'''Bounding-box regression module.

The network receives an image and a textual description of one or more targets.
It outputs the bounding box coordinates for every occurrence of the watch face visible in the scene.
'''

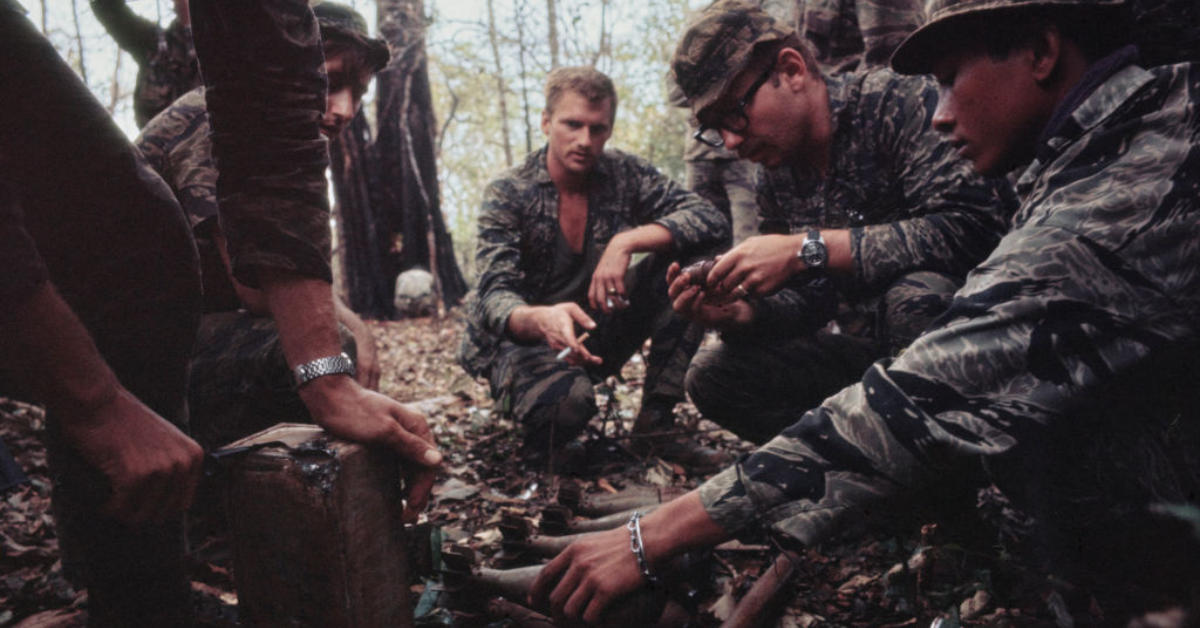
[802,240,827,268]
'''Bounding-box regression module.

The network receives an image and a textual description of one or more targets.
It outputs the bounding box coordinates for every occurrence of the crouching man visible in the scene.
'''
[532,0,1200,623]
[137,2,390,451]
[458,67,731,470]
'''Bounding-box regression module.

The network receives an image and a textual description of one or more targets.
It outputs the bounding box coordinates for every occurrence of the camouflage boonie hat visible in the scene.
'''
[670,0,795,114]
[313,2,391,72]
[891,0,1126,74]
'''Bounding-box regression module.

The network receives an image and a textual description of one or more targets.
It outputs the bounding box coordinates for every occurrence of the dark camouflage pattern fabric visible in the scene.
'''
[797,0,924,73]
[687,270,958,443]
[698,61,1200,588]
[136,87,243,312]
[190,0,333,287]
[482,253,705,456]
[751,69,1016,341]
[686,158,760,244]
[91,0,200,128]
[458,146,729,451]
[671,0,797,114]
[1129,0,1200,66]
[890,0,1123,74]
[459,146,730,376]
[1,5,201,623]
[686,69,1014,450]
[311,1,391,71]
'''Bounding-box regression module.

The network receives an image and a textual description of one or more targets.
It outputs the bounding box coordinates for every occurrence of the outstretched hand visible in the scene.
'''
[510,302,601,366]
[299,375,442,522]
[529,525,645,625]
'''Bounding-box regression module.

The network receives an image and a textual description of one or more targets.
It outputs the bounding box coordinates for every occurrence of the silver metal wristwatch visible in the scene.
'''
[292,353,356,387]
[799,228,828,271]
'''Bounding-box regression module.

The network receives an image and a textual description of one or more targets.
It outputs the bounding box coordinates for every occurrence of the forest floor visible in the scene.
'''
[0,314,1192,628]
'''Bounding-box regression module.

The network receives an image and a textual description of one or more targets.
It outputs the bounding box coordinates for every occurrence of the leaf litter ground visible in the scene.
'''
[0,314,1189,627]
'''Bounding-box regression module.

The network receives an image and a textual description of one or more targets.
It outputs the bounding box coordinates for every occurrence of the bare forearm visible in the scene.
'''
[256,268,342,368]
[612,223,674,255]
[0,281,121,416]
[641,491,731,567]
[506,305,547,343]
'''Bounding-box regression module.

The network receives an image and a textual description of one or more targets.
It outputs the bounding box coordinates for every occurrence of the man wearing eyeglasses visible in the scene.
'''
[666,0,1017,444]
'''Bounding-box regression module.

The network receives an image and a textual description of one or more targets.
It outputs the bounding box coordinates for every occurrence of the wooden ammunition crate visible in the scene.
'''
[222,423,413,628]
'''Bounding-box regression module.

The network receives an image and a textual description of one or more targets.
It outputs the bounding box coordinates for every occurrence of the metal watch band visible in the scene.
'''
[292,353,356,387]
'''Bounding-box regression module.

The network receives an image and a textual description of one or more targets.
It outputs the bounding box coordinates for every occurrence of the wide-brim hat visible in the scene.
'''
[670,0,794,114]
[313,1,391,73]
[891,0,1126,75]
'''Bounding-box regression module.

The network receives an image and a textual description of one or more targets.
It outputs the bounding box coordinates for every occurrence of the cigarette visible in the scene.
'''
[556,332,591,360]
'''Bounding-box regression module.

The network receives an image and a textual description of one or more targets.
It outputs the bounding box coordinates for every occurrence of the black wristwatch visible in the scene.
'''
[799,228,828,271]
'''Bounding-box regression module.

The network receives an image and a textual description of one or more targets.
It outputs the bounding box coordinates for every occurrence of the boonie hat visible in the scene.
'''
[891,0,1126,75]
[670,0,795,113]
[313,2,391,72]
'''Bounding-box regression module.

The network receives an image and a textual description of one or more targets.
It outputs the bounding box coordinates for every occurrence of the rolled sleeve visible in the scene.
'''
[190,0,332,287]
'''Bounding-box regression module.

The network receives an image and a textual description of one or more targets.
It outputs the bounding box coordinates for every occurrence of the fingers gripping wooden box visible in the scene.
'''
[221,424,414,628]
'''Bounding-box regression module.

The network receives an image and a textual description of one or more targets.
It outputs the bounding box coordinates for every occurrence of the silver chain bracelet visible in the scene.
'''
[626,511,659,585]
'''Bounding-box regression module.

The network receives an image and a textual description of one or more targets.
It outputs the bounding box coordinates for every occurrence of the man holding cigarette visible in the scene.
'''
[458,67,730,469]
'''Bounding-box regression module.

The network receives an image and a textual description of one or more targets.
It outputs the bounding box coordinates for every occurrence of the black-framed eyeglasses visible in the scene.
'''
[693,63,776,148]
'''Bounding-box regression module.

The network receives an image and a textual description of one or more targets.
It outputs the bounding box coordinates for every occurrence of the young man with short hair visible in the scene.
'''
[531,0,1200,623]
[458,66,730,469]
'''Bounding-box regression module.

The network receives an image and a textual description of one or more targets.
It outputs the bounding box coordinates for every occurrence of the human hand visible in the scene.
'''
[351,323,381,391]
[589,236,633,313]
[706,234,805,300]
[667,262,755,329]
[57,386,204,524]
[529,525,646,625]
[298,376,442,522]
[513,303,601,366]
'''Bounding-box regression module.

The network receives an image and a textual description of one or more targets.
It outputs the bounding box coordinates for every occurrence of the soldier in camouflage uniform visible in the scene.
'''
[672,0,1016,444]
[137,2,390,451]
[676,0,923,247]
[0,2,203,625]
[797,0,925,74]
[91,0,201,128]
[189,0,441,525]
[458,67,730,468]
[531,0,1200,622]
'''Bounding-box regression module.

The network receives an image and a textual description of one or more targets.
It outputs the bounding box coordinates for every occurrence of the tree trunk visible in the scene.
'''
[109,50,123,114]
[546,0,560,68]
[329,111,395,319]
[374,0,467,314]
[71,0,88,85]
[514,0,534,153]
[486,0,514,168]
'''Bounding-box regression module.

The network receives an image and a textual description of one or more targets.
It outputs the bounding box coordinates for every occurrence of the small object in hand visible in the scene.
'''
[555,331,591,360]
[680,259,716,286]
[608,287,618,294]
[734,284,750,299]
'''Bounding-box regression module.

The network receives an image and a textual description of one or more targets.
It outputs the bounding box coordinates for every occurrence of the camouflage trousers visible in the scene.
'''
[188,310,357,451]
[2,6,203,626]
[687,158,760,245]
[687,271,958,444]
[487,253,704,458]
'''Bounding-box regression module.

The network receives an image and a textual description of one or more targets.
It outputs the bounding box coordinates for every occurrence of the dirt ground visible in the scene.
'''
[0,315,1193,628]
